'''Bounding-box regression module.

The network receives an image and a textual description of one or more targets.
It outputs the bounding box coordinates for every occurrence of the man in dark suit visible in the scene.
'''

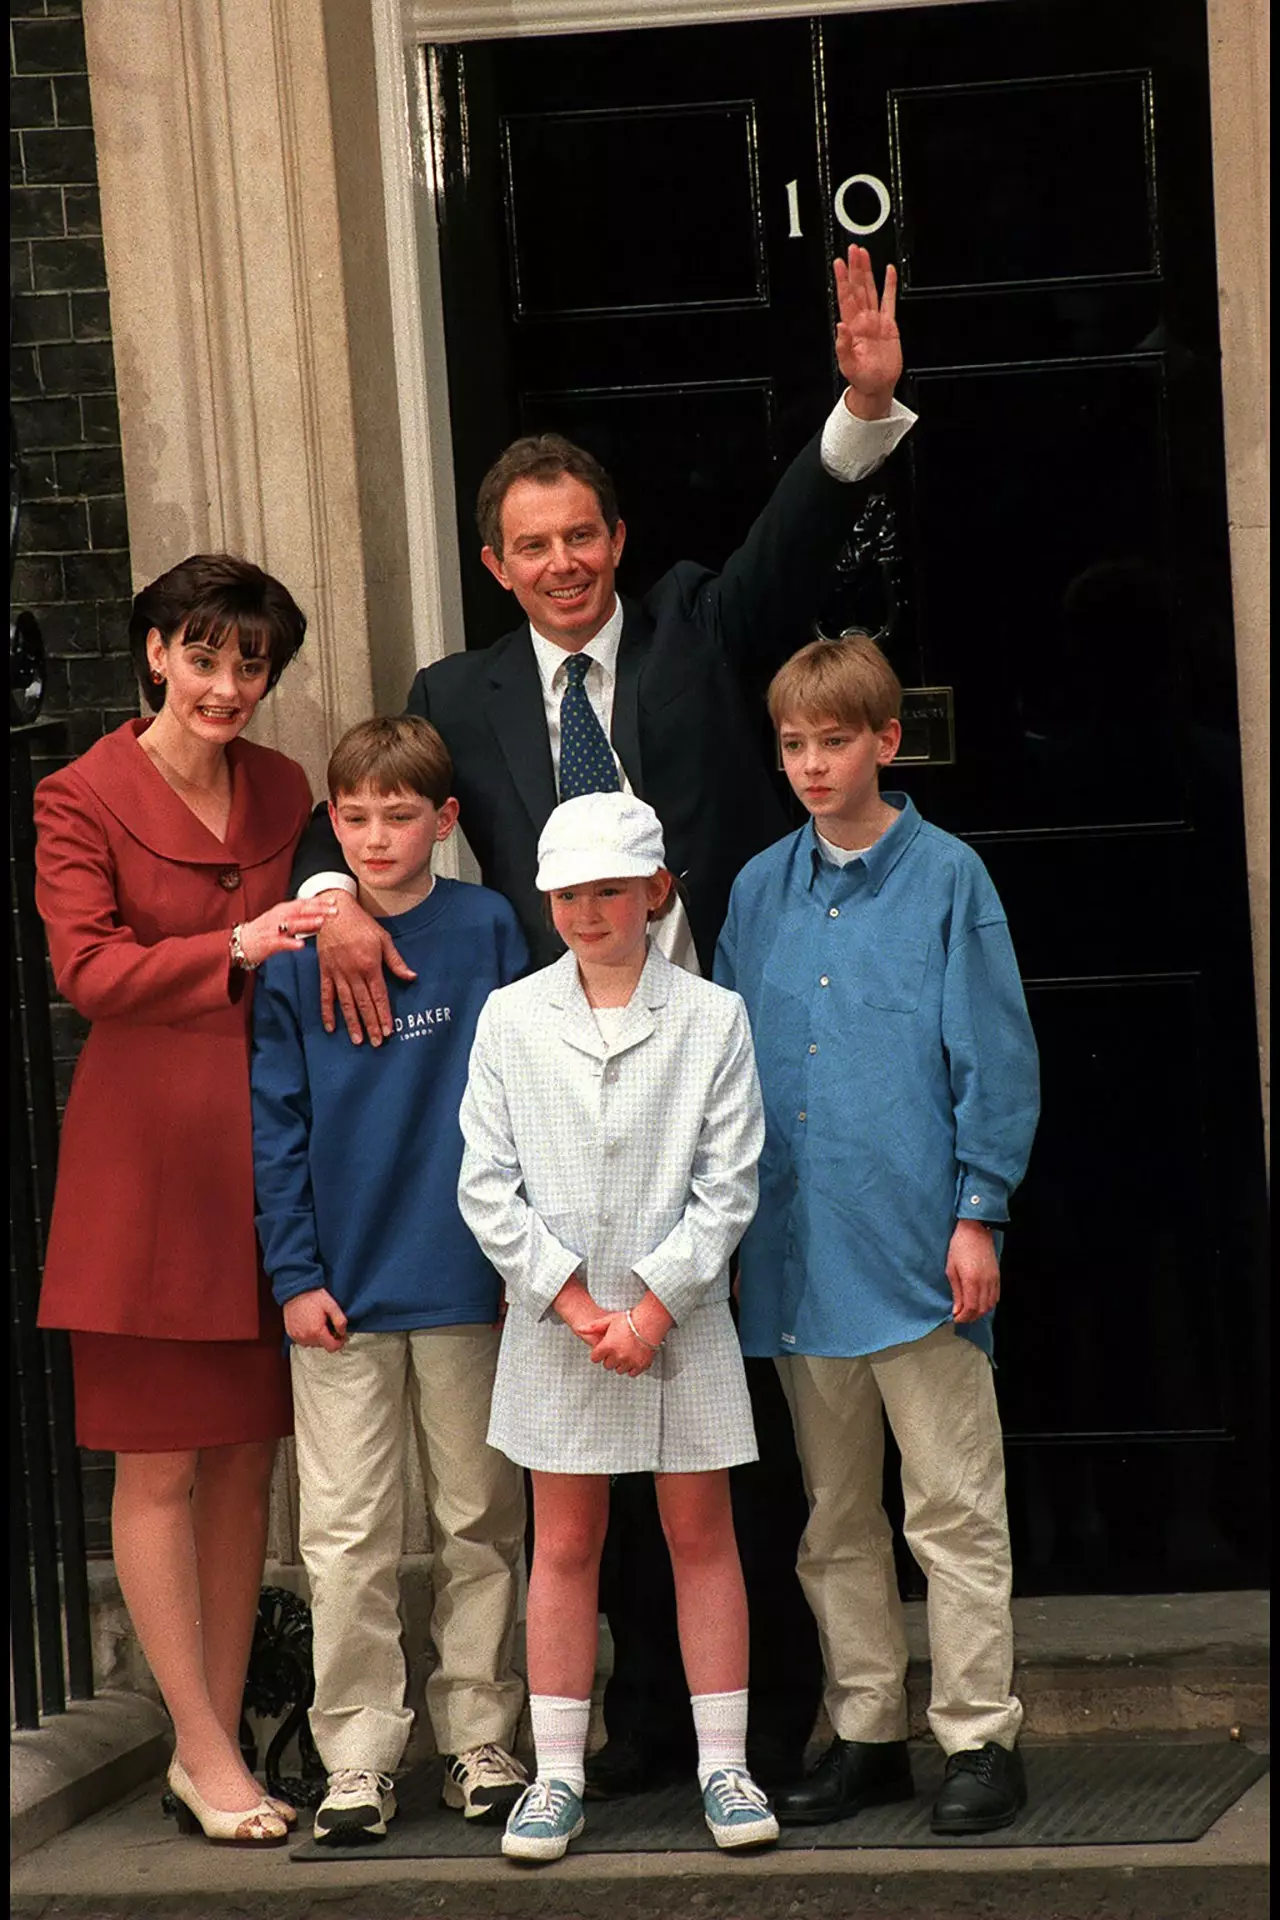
[292,247,913,1793]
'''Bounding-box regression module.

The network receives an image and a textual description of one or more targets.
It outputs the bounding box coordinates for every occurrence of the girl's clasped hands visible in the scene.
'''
[553,1272,673,1378]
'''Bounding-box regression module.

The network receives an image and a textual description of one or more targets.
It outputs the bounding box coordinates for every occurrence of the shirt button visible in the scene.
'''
[828,906,840,918]
[798,1111,807,1123]
[218,867,241,891]
[969,1194,982,1206]
[819,975,830,988]
[808,1044,818,1055]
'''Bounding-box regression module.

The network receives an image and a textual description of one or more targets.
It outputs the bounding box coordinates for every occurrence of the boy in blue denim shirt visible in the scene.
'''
[715,634,1039,1834]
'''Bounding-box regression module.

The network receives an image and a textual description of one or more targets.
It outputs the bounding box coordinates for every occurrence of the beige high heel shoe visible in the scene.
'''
[166,1758,289,1845]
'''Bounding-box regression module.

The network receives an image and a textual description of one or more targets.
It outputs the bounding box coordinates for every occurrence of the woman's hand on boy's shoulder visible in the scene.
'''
[945,1219,1001,1324]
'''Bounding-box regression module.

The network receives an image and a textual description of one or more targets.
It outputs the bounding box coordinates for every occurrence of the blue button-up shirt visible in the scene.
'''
[714,795,1039,1359]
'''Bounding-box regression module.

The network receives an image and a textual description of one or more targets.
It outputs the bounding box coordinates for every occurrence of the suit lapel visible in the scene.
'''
[546,951,608,1062]
[485,631,558,832]
[77,720,298,866]
[612,598,648,799]
[548,942,672,1063]
[613,942,670,1056]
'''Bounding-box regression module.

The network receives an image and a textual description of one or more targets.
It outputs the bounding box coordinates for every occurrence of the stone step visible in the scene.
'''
[15,1575,1267,1900]
[8,1743,1270,1920]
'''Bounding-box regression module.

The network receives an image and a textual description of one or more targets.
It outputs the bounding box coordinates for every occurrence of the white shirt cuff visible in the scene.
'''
[296,870,356,900]
[820,394,917,482]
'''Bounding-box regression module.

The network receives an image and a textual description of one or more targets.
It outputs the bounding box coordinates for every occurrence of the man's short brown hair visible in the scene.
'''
[326,716,454,807]
[767,632,902,734]
[476,434,619,557]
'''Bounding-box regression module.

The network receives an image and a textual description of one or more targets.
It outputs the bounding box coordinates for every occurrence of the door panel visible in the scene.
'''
[1009,975,1224,1436]
[425,0,1267,1591]
[905,354,1179,832]
[891,72,1159,291]
[429,19,834,650]
[504,103,769,316]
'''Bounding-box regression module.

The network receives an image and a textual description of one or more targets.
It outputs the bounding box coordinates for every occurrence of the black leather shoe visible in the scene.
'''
[930,1742,1026,1834]
[772,1737,914,1827]
[582,1735,695,1800]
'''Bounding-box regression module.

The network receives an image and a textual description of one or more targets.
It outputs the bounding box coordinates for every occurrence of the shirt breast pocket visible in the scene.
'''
[858,937,930,1013]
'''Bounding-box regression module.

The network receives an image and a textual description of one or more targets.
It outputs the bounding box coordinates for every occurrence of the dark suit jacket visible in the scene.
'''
[293,426,887,969]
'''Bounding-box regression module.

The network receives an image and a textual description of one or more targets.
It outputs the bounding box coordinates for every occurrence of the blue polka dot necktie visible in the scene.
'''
[557,653,621,801]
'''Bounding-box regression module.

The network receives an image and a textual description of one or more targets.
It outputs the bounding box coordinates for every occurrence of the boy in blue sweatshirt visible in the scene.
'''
[251,716,530,1844]
[715,635,1039,1838]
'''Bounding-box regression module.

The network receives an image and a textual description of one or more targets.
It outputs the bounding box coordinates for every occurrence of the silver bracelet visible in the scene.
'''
[625,1308,660,1353]
[228,923,259,971]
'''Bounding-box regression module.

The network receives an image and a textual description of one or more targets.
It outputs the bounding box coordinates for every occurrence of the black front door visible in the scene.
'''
[425,0,1268,1593]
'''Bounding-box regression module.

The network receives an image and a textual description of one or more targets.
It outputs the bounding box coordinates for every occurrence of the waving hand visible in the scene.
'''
[834,245,901,421]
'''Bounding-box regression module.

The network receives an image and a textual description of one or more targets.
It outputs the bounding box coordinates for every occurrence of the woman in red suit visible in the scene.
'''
[34,555,336,1845]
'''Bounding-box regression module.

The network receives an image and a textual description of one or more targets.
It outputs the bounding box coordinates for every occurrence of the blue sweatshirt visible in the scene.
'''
[251,878,528,1330]
[715,796,1040,1360]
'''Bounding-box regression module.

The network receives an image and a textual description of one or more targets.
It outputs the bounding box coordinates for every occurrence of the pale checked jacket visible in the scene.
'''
[458,943,764,1473]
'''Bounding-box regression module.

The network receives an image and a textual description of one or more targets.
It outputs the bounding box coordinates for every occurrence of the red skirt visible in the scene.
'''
[70,1327,293,1452]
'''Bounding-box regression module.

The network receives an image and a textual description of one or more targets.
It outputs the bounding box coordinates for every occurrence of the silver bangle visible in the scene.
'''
[625,1308,660,1353]
[229,923,259,971]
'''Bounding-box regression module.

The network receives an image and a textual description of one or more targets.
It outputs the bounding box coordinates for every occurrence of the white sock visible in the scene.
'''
[528,1694,591,1796]
[690,1687,750,1789]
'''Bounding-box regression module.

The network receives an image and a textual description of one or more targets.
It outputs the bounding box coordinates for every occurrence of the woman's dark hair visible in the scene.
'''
[128,553,307,713]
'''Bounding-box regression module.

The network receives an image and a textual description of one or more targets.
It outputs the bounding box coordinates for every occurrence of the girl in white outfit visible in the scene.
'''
[458,791,779,1861]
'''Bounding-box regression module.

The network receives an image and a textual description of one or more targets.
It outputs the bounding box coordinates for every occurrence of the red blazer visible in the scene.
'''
[34,719,313,1341]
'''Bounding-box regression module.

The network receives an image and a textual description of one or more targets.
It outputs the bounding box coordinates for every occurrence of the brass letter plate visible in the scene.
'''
[897,686,955,766]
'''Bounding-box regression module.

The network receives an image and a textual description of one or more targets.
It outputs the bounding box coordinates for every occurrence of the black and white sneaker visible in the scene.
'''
[441,1743,528,1822]
[312,1768,396,1844]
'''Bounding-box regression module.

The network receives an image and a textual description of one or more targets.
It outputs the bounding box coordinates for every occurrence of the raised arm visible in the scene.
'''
[702,248,910,680]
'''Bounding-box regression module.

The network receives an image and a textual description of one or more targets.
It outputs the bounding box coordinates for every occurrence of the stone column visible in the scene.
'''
[81,0,407,797]
[1208,0,1271,1148]
[82,0,423,1561]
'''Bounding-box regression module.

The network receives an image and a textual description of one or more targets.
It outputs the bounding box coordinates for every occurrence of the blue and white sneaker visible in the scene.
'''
[501,1777,586,1862]
[702,1767,780,1849]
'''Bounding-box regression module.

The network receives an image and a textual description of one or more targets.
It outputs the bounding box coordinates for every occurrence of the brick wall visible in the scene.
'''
[11,0,134,1553]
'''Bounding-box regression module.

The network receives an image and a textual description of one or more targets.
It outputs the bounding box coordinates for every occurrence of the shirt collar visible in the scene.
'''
[803,792,921,894]
[529,595,624,695]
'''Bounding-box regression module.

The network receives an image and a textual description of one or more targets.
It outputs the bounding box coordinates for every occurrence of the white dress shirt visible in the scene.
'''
[528,599,700,972]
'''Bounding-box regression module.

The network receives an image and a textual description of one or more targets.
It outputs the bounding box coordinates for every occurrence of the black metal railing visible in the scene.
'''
[11,391,94,1728]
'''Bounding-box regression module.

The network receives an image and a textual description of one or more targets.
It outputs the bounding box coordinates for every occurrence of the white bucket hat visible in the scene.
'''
[536,792,666,892]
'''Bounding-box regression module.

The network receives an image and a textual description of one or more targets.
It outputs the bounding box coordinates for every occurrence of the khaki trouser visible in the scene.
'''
[291,1325,526,1773]
[777,1322,1023,1755]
